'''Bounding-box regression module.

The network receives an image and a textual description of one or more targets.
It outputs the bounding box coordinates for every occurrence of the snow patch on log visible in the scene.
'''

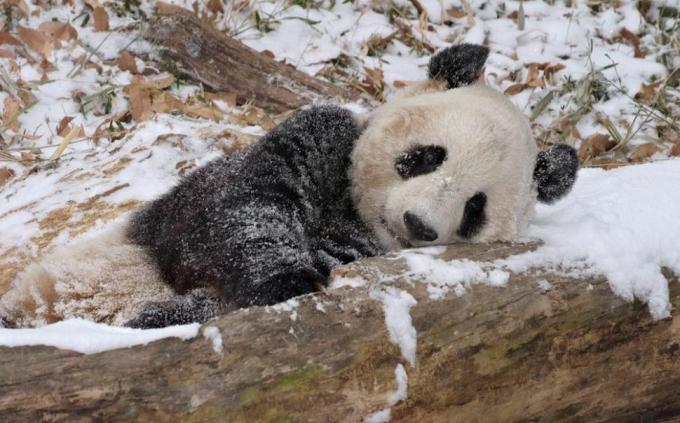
[400,248,510,299]
[372,287,417,367]
[0,319,199,354]
[202,326,223,355]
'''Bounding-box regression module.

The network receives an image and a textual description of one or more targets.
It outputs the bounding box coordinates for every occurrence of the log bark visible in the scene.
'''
[1,243,680,422]
[143,12,363,113]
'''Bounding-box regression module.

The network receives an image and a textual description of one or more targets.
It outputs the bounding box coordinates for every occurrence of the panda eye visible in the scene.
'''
[395,145,447,179]
[457,192,487,239]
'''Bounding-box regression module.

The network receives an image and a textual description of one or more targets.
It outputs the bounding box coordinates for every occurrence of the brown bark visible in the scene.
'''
[1,243,679,422]
[143,12,363,113]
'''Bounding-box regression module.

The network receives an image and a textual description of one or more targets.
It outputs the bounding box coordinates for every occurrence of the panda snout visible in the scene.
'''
[403,211,438,242]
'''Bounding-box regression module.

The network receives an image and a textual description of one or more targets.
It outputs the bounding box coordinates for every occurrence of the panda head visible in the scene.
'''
[351,44,578,250]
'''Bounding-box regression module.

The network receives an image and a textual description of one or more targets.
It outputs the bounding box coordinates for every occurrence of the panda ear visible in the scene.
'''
[428,44,489,89]
[534,144,579,203]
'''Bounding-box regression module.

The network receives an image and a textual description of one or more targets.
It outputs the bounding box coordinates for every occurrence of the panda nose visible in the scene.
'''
[403,211,438,242]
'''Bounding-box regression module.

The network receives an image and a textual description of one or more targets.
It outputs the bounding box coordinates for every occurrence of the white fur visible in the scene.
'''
[351,84,537,249]
[0,225,174,327]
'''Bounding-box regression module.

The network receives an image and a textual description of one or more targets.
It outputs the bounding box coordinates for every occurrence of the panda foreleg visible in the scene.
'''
[124,288,224,329]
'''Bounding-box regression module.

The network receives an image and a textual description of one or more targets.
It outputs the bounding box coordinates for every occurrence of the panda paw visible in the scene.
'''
[428,44,489,89]
[125,289,223,329]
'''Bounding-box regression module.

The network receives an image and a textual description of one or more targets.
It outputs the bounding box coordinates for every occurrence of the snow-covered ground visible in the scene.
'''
[0,0,678,386]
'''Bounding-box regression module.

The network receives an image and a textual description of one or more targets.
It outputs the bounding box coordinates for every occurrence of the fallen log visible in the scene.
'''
[1,242,679,422]
[143,12,363,113]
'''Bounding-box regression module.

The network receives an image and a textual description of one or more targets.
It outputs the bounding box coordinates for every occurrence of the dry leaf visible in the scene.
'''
[620,28,644,58]
[393,80,409,88]
[93,7,110,32]
[204,92,237,107]
[118,50,138,73]
[185,106,224,121]
[150,91,183,114]
[628,143,659,162]
[0,32,21,46]
[635,82,661,102]
[156,2,193,15]
[206,0,224,14]
[0,49,16,59]
[504,83,528,95]
[38,21,78,42]
[671,140,680,157]
[591,158,627,170]
[17,26,52,59]
[0,167,16,186]
[3,97,21,131]
[7,0,29,17]
[589,133,616,153]
[130,73,175,90]
[127,85,152,122]
[56,116,75,136]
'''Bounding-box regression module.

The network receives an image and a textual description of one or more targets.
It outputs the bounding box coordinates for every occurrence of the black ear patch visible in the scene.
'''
[534,145,579,203]
[428,44,490,89]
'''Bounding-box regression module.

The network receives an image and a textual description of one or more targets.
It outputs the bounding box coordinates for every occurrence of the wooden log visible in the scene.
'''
[143,12,363,113]
[1,243,679,422]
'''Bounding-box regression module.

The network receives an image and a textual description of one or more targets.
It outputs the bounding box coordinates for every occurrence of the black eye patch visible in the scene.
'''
[395,145,447,179]
[457,192,487,239]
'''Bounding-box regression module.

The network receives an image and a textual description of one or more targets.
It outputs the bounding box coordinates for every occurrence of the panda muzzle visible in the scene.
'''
[403,211,438,242]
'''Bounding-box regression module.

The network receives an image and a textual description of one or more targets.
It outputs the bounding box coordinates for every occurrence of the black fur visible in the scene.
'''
[457,192,487,238]
[125,106,384,328]
[534,144,579,203]
[428,44,490,89]
[125,289,224,328]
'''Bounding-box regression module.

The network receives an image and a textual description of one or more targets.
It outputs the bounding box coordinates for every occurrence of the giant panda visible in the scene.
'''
[0,44,578,329]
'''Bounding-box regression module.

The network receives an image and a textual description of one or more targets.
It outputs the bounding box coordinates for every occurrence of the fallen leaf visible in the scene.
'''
[0,49,16,59]
[7,0,29,17]
[3,97,21,131]
[130,73,175,90]
[93,7,110,32]
[0,32,21,46]
[504,83,528,95]
[118,50,138,73]
[17,26,52,59]
[204,92,237,107]
[56,116,75,136]
[635,82,661,102]
[150,91,183,114]
[628,143,659,162]
[589,133,616,153]
[206,0,224,14]
[38,21,78,42]
[127,85,152,122]
[156,2,193,15]
[0,168,15,186]
[671,140,680,157]
[393,80,409,88]
[620,28,645,58]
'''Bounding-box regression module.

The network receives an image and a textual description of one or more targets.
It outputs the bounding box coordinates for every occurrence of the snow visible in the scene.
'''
[364,363,409,423]
[498,159,680,320]
[372,287,418,367]
[401,249,509,299]
[0,319,199,354]
[202,326,223,355]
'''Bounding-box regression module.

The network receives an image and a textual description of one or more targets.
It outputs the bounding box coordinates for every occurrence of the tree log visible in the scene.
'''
[1,243,680,422]
[143,12,363,113]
